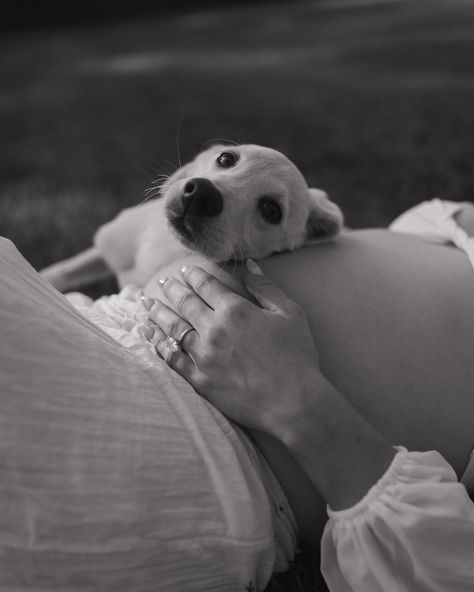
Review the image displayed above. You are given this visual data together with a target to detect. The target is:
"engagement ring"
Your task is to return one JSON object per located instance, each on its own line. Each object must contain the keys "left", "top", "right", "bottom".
{"left": 165, "top": 327, "right": 196, "bottom": 353}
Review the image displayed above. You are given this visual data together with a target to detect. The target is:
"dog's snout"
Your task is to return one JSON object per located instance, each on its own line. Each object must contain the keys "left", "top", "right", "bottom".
{"left": 182, "top": 178, "right": 223, "bottom": 218}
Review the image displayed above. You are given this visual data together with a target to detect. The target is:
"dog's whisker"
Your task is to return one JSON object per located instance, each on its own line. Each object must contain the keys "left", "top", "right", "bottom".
{"left": 176, "top": 115, "right": 185, "bottom": 169}
{"left": 142, "top": 192, "right": 159, "bottom": 203}
{"left": 236, "top": 246, "right": 245, "bottom": 274}
{"left": 226, "top": 234, "right": 245, "bottom": 276}
{"left": 236, "top": 131, "right": 248, "bottom": 145}
{"left": 237, "top": 243, "right": 245, "bottom": 265}
{"left": 148, "top": 172, "right": 171, "bottom": 185}
{"left": 144, "top": 172, "right": 172, "bottom": 201}
{"left": 231, "top": 246, "right": 239, "bottom": 275}
{"left": 145, "top": 182, "right": 166, "bottom": 194}
{"left": 155, "top": 159, "right": 179, "bottom": 174}
{"left": 226, "top": 245, "right": 237, "bottom": 275}
{"left": 136, "top": 194, "right": 155, "bottom": 206}
{"left": 144, "top": 185, "right": 163, "bottom": 197}
{"left": 144, "top": 185, "right": 161, "bottom": 195}
{"left": 140, "top": 181, "right": 169, "bottom": 205}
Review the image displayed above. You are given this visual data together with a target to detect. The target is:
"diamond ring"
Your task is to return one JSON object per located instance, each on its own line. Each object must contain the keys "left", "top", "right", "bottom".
{"left": 165, "top": 326, "right": 196, "bottom": 353}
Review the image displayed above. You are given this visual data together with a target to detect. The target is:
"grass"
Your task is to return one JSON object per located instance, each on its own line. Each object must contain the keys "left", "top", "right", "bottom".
{"left": 1, "top": 0, "right": 474, "bottom": 292}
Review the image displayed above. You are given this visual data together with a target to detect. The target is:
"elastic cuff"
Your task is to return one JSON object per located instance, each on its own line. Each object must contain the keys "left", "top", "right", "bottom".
{"left": 327, "top": 446, "right": 409, "bottom": 521}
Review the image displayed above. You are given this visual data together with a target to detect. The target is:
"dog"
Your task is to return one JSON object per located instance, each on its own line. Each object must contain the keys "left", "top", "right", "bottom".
{"left": 41, "top": 144, "right": 344, "bottom": 291}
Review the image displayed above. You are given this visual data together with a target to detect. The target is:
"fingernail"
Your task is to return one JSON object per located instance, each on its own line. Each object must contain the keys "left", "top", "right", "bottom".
{"left": 246, "top": 259, "right": 263, "bottom": 275}
{"left": 140, "top": 295, "right": 155, "bottom": 311}
{"left": 158, "top": 276, "right": 168, "bottom": 287}
{"left": 138, "top": 324, "right": 155, "bottom": 340}
{"left": 179, "top": 265, "right": 188, "bottom": 275}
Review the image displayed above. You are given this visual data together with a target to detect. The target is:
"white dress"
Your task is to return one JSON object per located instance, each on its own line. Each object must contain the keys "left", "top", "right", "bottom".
{"left": 321, "top": 199, "right": 474, "bottom": 592}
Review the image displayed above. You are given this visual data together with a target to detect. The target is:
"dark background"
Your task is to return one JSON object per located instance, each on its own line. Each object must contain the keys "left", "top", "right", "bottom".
{"left": 1, "top": 0, "right": 473, "bottom": 294}
{"left": 2, "top": 0, "right": 273, "bottom": 30}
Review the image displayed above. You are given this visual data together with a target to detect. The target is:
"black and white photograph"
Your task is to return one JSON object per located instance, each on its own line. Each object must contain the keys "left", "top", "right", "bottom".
{"left": 1, "top": 0, "right": 473, "bottom": 590}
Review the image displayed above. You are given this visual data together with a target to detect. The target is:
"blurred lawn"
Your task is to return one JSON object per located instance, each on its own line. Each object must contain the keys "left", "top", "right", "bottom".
{"left": 1, "top": 0, "right": 473, "bottom": 294}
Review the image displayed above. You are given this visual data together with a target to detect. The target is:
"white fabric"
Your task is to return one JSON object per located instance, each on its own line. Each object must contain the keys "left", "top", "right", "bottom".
{"left": 320, "top": 199, "right": 474, "bottom": 592}
{"left": 321, "top": 448, "right": 474, "bottom": 592}
{"left": 0, "top": 237, "right": 298, "bottom": 592}
{"left": 72, "top": 284, "right": 299, "bottom": 569}
{"left": 390, "top": 198, "right": 474, "bottom": 270}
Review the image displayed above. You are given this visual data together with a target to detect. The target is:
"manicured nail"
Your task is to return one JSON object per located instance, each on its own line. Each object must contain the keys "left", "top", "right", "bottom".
{"left": 138, "top": 324, "right": 155, "bottom": 340}
{"left": 246, "top": 259, "right": 263, "bottom": 275}
{"left": 140, "top": 295, "right": 155, "bottom": 311}
{"left": 158, "top": 276, "right": 168, "bottom": 287}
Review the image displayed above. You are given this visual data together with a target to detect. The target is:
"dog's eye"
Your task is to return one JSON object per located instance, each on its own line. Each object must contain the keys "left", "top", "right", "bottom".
{"left": 258, "top": 197, "right": 282, "bottom": 225}
{"left": 216, "top": 152, "right": 237, "bottom": 168}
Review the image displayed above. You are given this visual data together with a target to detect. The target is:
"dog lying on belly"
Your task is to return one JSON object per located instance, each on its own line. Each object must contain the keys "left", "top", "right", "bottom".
{"left": 41, "top": 144, "right": 344, "bottom": 292}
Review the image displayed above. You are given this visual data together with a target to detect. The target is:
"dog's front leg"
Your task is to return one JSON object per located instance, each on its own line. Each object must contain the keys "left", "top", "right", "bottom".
{"left": 40, "top": 246, "right": 112, "bottom": 292}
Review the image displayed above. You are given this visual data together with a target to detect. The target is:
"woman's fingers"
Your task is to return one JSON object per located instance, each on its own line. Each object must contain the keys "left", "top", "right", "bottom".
{"left": 141, "top": 293, "right": 199, "bottom": 357}
{"left": 179, "top": 265, "right": 243, "bottom": 311}
{"left": 147, "top": 303, "right": 199, "bottom": 376}
{"left": 153, "top": 275, "right": 213, "bottom": 332}
{"left": 244, "top": 259, "right": 300, "bottom": 315}
{"left": 156, "top": 336, "right": 197, "bottom": 378}
{"left": 148, "top": 297, "right": 199, "bottom": 349}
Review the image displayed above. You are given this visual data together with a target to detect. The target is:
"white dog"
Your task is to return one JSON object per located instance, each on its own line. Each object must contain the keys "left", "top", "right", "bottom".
{"left": 41, "top": 144, "right": 343, "bottom": 291}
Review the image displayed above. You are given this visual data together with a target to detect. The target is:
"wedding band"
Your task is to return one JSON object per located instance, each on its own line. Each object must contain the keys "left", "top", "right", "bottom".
{"left": 165, "top": 326, "right": 196, "bottom": 353}
{"left": 177, "top": 326, "right": 196, "bottom": 344}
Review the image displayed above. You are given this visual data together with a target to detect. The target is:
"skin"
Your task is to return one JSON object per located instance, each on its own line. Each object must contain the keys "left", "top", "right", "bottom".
{"left": 143, "top": 228, "right": 474, "bottom": 545}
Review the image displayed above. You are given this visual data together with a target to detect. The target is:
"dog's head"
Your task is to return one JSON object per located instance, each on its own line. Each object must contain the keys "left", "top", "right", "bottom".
{"left": 160, "top": 144, "right": 343, "bottom": 261}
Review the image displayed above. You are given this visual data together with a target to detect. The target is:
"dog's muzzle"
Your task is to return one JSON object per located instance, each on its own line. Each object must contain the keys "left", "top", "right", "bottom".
{"left": 182, "top": 178, "right": 223, "bottom": 218}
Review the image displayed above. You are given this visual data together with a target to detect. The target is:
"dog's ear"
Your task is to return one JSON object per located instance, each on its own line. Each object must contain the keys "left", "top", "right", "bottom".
{"left": 306, "top": 188, "right": 344, "bottom": 238}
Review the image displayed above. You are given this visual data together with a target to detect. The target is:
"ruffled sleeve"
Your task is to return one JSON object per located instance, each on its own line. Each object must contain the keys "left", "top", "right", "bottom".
{"left": 321, "top": 447, "right": 474, "bottom": 592}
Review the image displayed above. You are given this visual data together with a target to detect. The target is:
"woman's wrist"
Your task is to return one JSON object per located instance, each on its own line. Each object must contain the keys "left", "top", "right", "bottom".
{"left": 277, "top": 378, "right": 396, "bottom": 510}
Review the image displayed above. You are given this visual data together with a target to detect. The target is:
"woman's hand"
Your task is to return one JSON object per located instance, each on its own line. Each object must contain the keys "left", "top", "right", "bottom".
{"left": 144, "top": 259, "right": 395, "bottom": 509}
{"left": 144, "top": 259, "right": 324, "bottom": 437}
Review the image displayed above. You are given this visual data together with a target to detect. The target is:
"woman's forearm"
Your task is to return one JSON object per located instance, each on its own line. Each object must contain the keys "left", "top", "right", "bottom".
{"left": 277, "top": 379, "right": 396, "bottom": 510}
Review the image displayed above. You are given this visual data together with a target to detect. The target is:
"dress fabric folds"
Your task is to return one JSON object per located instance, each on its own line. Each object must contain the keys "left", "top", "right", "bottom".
{"left": 0, "top": 237, "right": 297, "bottom": 592}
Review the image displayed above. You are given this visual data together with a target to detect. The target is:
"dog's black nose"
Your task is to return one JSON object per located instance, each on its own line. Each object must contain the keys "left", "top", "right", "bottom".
{"left": 182, "top": 178, "right": 223, "bottom": 217}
